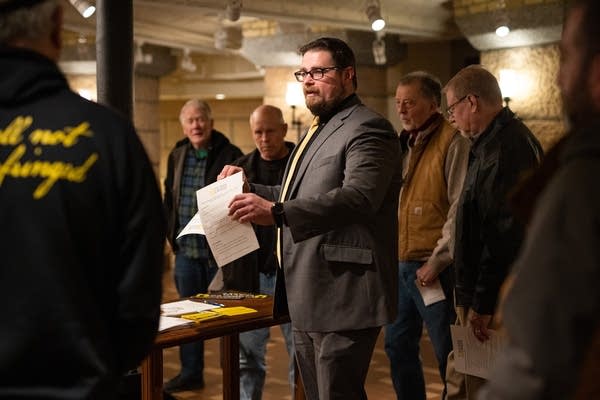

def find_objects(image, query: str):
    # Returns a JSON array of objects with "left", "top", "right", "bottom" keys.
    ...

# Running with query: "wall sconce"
[
  {"left": 225, "top": 0, "right": 242, "bottom": 22},
  {"left": 286, "top": 82, "right": 305, "bottom": 140},
  {"left": 499, "top": 69, "right": 515, "bottom": 108},
  {"left": 180, "top": 48, "right": 197, "bottom": 72},
  {"left": 498, "top": 68, "right": 533, "bottom": 109},
  {"left": 365, "top": 0, "right": 385, "bottom": 32},
  {"left": 69, "top": 0, "right": 96, "bottom": 18},
  {"left": 372, "top": 32, "right": 386, "bottom": 65}
]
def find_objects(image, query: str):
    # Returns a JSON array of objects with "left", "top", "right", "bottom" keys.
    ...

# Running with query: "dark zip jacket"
[
  {"left": 0, "top": 47, "right": 165, "bottom": 398},
  {"left": 454, "top": 107, "right": 543, "bottom": 314},
  {"left": 163, "top": 132, "right": 242, "bottom": 251}
]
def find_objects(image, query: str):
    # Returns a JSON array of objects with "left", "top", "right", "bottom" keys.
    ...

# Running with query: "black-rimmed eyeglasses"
[{"left": 294, "top": 67, "right": 340, "bottom": 82}]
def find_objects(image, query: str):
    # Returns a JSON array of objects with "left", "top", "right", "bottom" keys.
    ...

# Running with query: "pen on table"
[{"left": 202, "top": 300, "right": 224, "bottom": 307}]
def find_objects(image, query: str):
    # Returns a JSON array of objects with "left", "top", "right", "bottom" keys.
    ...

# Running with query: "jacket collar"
[{"left": 0, "top": 46, "right": 67, "bottom": 107}]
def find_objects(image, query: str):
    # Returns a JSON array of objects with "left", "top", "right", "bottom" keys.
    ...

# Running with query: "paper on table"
[
  {"left": 415, "top": 278, "right": 446, "bottom": 306},
  {"left": 158, "top": 316, "right": 194, "bottom": 332},
  {"left": 213, "top": 306, "right": 258, "bottom": 316},
  {"left": 176, "top": 212, "right": 205, "bottom": 238},
  {"left": 450, "top": 325, "right": 507, "bottom": 379},
  {"left": 196, "top": 171, "right": 259, "bottom": 267},
  {"left": 161, "top": 299, "right": 221, "bottom": 317}
]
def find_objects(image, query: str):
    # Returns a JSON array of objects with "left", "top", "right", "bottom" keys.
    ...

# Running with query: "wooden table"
[{"left": 140, "top": 296, "right": 294, "bottom": 400}]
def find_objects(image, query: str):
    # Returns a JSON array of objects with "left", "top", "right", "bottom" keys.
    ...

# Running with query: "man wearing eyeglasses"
[
  {"left": 443, "top": 65, "right": 542, "bottom": 399},
  {"left": 222, "top": 37, "right": 401, "bottom": 400},
  {"left": 384, "top": 71, "right": 470, "bottom": 400}
]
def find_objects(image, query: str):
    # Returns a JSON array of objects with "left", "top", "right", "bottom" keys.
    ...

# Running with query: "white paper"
[
  {"left": 415, "top": 278, "right": 446, "bottom": 306},
  {"left": 160, "top": 299, "right": 220, "bottom": 317},
  {"left": 158, "top": 316, "right": 194, "bottom": 332},
  {"left": 195, "top": 171, "right": 259, "bottom": 267},
  {"left": 450, "top": 325, "right": 507, "bottom": 379},
  {"left": 176, "top": 212, "right": 205, "bottom": 238}
]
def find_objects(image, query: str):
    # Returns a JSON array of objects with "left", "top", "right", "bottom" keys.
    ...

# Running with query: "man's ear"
[
  {"left": 345, "top": 67, "right": 355, "bottom": 83},
  {"left": 468, "top": 94, "right": 479, "bottom": 113}
]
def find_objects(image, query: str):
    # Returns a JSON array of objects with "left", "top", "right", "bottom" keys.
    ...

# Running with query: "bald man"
[{"left": 220, "top": 105, "right": 296, "bottom": 400}]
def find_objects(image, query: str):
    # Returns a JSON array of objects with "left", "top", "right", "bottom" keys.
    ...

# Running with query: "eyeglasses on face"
[
  {"left": 445, "top": 94, "right": 479, "bottom": 117},
  {"left": 294, "top": 67, "right": 340, "bottom": 82},
  {"left": 445, "top": 95, "right": 469, "bottom": 117}
]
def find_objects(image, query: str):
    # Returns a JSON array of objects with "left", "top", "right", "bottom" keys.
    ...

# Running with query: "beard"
[{"left": 305, "top": 89, "right": 346, "bottom": 117}]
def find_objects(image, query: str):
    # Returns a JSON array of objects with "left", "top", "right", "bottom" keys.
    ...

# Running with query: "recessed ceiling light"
[{"left": 495, "top": 25, "right": 510, "bottom": 37}]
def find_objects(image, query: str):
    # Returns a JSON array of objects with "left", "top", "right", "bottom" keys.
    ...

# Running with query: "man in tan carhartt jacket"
[{"left": 384, "top": 71, "right": 470, "bottom": 400}]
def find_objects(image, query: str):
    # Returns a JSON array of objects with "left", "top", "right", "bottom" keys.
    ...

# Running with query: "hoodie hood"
[{"left": 0, "top": 46, "right": 68, "bottom": 107}]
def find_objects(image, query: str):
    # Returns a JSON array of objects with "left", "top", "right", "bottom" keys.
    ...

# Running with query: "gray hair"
[
  {"left": 179, "top": 99, "right": 212, "bottom": 122},
  {"left": 443, "top": 65, "right": 503, "bottom": 106},
  {"left": 397, "top": 71, "right": 442, "bottom": 107},
  {"left": 0, "top": 0, "right": 59, "bottom": 44}
]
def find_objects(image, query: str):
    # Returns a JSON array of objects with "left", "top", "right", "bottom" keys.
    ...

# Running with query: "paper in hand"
[
  {"left": 195, "top": 172, "right": 259, "bottom": 267},
  {"left": 415, "top": 278, "right": 446, "bottom": 306}
]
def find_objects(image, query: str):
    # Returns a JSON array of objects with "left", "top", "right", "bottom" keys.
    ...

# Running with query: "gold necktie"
[{"left": 276, "top": 116, "right": 320, "bottom": 267}]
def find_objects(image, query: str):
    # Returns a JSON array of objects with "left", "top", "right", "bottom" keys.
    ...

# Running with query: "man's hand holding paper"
[
  {"left": 218, "top": 164, "right": 250, "bottom": 193},
  {"left": 177, "top": 171, "right": 259, "bottom": 267},
  {"left": 228, "top": 193, "right": 276, "bottom": 226}
]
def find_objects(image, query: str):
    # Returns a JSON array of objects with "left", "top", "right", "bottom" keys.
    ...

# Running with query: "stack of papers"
[
  {"left": 159, "top": 299, "right": 223, "bottom": 332},
  {"left": 157, "top": 301, "right": 260, "bottom": 332},
  {"left": 159, "top": 316, "right": 195, "bottom": 332},
  {"left": 161, "top": 299, "right": 221, "bottom": 316}
]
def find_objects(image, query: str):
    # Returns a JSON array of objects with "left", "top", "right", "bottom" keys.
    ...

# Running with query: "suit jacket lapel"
[{"left": 288, "top": 103, "right": 359, "bottom": 198}]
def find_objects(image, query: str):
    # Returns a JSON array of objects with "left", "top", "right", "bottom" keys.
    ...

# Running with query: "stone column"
[{"left": 133, "top": 44, "right": 177, "bottom": 176}]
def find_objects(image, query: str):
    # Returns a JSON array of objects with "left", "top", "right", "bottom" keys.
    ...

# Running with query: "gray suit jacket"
[{"left": 254, "top": 95, "right": 401, "bottom": 332}]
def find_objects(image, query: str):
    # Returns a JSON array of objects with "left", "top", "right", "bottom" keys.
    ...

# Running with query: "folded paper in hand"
[{"left": 176, "top": 171, "right": 259, "bottom": 267}]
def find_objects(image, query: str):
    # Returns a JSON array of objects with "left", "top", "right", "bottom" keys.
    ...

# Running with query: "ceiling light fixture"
[
  {"left": 365, "top": 0, "right": 385, "bottom": 32},
  {"left": 225, "top": 0, "right": 242, "bottom": 22},
  {"left": 69, "top": 0, "right": 96, "bottom": 19},
  {"left": 495, "top": 25, "right": 510, "bottom": 37},
  {"left": 180, "top": 48, "right": 197, "bottom": 72},
  {"left": 372, "top": 33, "right": 386, "bottom": 65}
]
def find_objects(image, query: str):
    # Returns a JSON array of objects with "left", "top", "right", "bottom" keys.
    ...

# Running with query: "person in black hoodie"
[
  {"left": 0, "top": 0, "right": 165, "bottom": 398},
  {"left": 163, "top": 99, "right": 242, "bottom": 393}
]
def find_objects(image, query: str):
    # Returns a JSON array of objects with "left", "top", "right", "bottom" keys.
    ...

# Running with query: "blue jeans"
[
  {"left": 384, "top": 261, "right": 455, "bottom": 400},
  {"left": 174, "top": 254, "right": 217, "bottom": 380},
  {"left": 239, "top": 272, "right": 294, "bottom": 400}
]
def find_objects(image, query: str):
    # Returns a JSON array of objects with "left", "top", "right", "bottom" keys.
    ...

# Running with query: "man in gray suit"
[{"left": 222, "top": 37, "right": 401, "bottom": 400}]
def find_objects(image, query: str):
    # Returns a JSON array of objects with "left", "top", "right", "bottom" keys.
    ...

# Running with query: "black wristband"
[{"left": 271, "top": 202, "right": 285, "bottom": 227}]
